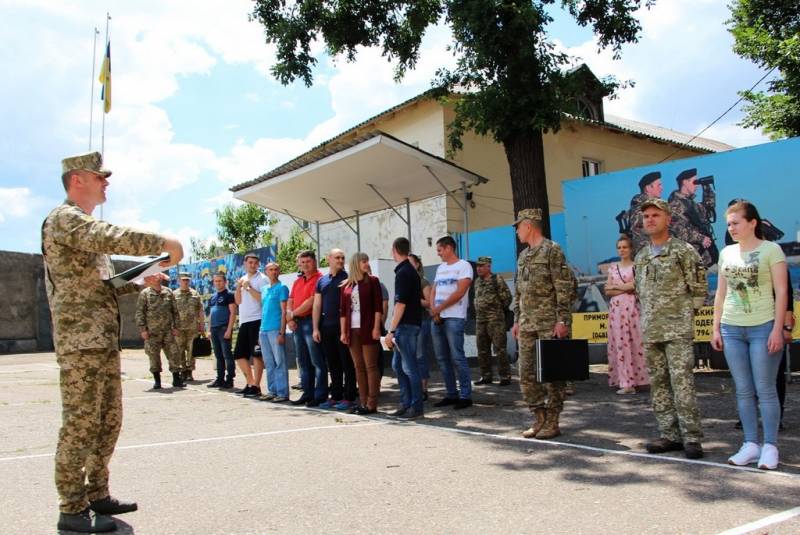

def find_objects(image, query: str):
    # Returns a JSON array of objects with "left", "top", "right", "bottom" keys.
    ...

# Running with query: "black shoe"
[
  {"left": 398, "top": 408, "right": 423, "bottom": 420},
  {"left": 734, "top": 420, "right": 743, "bottom": 430},
  {"left": 433, "top": 397, "right": 458, "bottom": 408},
  {"left": 184, "top": 371, "right": 194, "bottom": 382},
  {"left": 243, "top": 386, "right": 261, "bottom": 398},
  {"left": 57, "top": 508, "right": 117, "bottom": 533},
  {"left": 172, "top": 373, "right": 185, "bottom": 388},
  {"left": 89, "top": 496, "right": 138, "bottom": 515},
  {"left": 684, "top": 442, "right": 704, "bottom": 459},
  {"left": 474, "top": 377, "right": 493, "bottom": 385},
  {"left": 645, "top": 438, "right": 684, "bottom": 454},
  {"left": 290, "top": 383, "right": 303, "bottom": 390},
  {"left": 454, "top": 398, "right": 473, "bottom": 410},
  {"left": 152, "top": 373, "right": 161, "bottom": 390},
  {"left": 291, "top": 396, "right": 312, "bottom": 406},
  {"left": 422, "top": 391, "right": 428, "bottom": 401},
  {"left": 221, "top": 379, "right": 234, "bottom": 389},
  {"left": 389, "top": 406, "right": 408, "bottom": 417},
  {"left": 779, "top": 421, "right": 785, "bottom": 432},
  {"left": 235, "top": 385, "right": 252, "bottom": 395},
  {"left": 207, "top": 379, "right": 223, "bottom": 388},
  {"left": 354, "top": 406, "right": 376, "bottom": 415},
  {"left": 498, "top": 378, "right": 511, "bottom": 386},
  {"left": 305, "top": 398, "right": 323, "bottom": 407}
]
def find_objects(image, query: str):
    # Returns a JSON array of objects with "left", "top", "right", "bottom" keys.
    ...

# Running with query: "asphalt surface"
[{"left": 1, "top": 350, "right": 799, "bottom": 535}]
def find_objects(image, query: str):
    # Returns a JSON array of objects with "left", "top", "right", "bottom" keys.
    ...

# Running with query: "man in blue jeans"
[
  {"left": 206, "top": 272, "right": 237, "bottom": 388},
  {"left": 385, "top": 237, "right": 424, "bottom": 419},
  {"left": 429, "top": 236, "right": 474, "bottom": 409}
]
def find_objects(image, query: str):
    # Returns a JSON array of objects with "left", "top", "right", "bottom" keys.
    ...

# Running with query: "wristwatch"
[{"left": 783, "top": 325, "right": 793, "bottom": 332}]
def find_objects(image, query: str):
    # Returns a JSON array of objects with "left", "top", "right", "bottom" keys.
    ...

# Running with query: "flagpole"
[
  {"left": 89, "top": 27, "right": 99, "bottom": 150},
  {"left": 100, "top": 12, "right": 110, "bottom": 220}
]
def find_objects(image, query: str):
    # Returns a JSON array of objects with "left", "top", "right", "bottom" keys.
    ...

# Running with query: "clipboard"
[
  {"left": 104, "top": 254, "right": 170, "bottom": 289},
  {"left": 535, "top": 338, "right": 590, "bottom": 383}
]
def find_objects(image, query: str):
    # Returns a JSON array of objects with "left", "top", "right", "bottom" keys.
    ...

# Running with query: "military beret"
[
  {"left": 476, "top": 256, "right": 492, "bottom": 265},
  {"left": 513, "top": 208, "right": 542, "bottom": 226},
  {"left": 179, "top": 272, "right": 191, "bottom": 279},
  {"left": 61, "top": 151, "right": 112, "bottom": 177},
  {"left": 676, "top": 168, "right": 697, "bottom": 186},
  {"left": 638, "top": 171, "right": 661, "bottom": 190},
  {"left": 640, "top": 197, "right": 671, "bottom": 214}
]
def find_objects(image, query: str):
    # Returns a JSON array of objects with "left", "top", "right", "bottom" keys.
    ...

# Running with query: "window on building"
[{"left": 582, "top": 159, "right": 602, "bottom": 177}]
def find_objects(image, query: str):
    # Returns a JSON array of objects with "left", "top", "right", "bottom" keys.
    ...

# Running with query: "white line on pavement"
[{"left": 715, "top": 506, "right": 800, "bottom": 535}]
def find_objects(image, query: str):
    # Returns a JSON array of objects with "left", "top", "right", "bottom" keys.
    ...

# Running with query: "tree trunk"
[{"left": 503, "top": 129, "right": 550, "bottom": 248}]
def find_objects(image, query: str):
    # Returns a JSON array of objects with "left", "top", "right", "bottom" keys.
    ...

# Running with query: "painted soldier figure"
[
  {"left": 173, "top": 271, "right": 205, "bottom": 381},
  {"left": 627, "top": 171, "right": 663, "bottom": 256},
  {"left": 473, "top": 256, "right": 513, "bottom": 386},
  {"left": 668, "top": 168, "right": 717, "bottom": 267}
]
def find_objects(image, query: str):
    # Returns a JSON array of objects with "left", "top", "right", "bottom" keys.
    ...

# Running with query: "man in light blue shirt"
[{"left": 259, "top": 262, "right": 290, "bottom": 401}]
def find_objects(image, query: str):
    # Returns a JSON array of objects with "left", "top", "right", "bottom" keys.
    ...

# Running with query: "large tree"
[
  {"left": 728, "top": 0, "right": 800, "bottom": 139},
  {"left": 251, "top": 0, "right": 650, "bottom": 238},
  {"left": 215, "top": 203, "right": 275, "bottom": 254}
]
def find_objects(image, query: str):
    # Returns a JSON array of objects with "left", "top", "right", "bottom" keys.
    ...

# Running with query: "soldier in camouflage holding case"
[
  {"left": 511, "top": 209, "right": 575, "bottom": 440},
  {"left": 136, "top": 273, "right": 183, "bottom": 389},
  {"left": 173, "top": 271, "right": 205, "bottom": 381},
  {"left": 473, "top": 256, "right": 513, "bottom": 386},
  {"left": 43, "top": 151, "right": 181, "bottom": 533},
  {"left": 634, "top": 198, "right": 707, "bottom": 460}
]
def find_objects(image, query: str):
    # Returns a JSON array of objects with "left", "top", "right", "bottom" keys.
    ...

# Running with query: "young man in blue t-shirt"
[
  {"left": 207, "top": 272, "right": 237, "bottom": 388},
  {"left": 259, "top": 262, "right": 290, "bottom": 401}
]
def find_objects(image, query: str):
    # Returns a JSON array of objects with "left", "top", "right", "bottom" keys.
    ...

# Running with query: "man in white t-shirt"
[
  {"left": 429, "top": 236, "right": 474, "bottom": 409},
  {"left": 234, "top": 253, "right": 269, "bottom": 397}
]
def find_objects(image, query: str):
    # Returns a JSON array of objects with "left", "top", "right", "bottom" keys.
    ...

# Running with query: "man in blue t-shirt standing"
[
  {"left": 313, "top": 249, "right": 356, "bottom": 410},
  {"left": 207, "top": 272, "right": 237, "bottom": 388},
  {"left": 259, "top": 262, "right": 290, "bottom": 401}
]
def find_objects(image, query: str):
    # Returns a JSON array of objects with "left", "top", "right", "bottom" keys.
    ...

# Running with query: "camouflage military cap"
[
  {"left": 640, "top": 197, "right": 671, "bottom": 214},
  {"left": 61, "top": 151, "right": 112, "bottom": 177},
  {"left": 513, "top": 208, "right": 542, "bottom": 226},
  {"left": 179, "top": 272, "right": 191, "bottom": 279},
  {"left": 476, "top": 256, "right": 492, "bottom": 265}
]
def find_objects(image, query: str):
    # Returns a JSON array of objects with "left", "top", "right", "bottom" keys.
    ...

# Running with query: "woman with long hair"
[
  {"left": 712, "top": 200, "right": 787, "bottom": 470},
  {"left": 605, "top": 235, "right": 649, "bottom": 394},
  {"left": 340, "top": 252, "right": 384, "bottom": 415},
  {"left": 409, "top": 253, "right": 432, "bottom": 399}
]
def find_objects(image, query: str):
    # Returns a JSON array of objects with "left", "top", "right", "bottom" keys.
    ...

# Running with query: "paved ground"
[{"left": 1, "top": 350, "right": 799, "bottom": 535}]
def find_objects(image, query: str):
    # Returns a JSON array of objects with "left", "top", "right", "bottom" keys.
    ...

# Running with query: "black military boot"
[
  {"left": 90, "top": 495, "right": 138, "bottom": 515},
  {"left": 172, "top": 372, "right": 185, "bottom": 388},
  {"left": 152, "top": 373, "right": 161, "bottom": 390},
  {"left": 57, "top": 508, "right": 117, "bottom": 533}
]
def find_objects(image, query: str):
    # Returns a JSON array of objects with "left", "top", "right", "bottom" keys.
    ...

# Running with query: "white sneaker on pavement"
[
  {"left": 758, "top": 443, "right": 779, "bottom": 470},
  {"left": 727, "top": 442, "right": 761, "bottom": 466}
]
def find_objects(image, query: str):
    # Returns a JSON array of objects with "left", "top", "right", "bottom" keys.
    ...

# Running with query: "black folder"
[{"left": 535, "top": 338, "right": 590, "bottom": 383}]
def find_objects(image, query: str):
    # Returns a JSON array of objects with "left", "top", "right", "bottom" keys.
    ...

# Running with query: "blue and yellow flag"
[{"left": 98, "top": 42, "right": 111, "bottom": 113}]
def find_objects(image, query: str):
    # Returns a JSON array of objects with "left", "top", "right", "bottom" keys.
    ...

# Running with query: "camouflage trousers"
[
  {"left": 145, "top": 331, "right": 181, "bottom": 373},
  {"left": 518, "top": 330, "right": 566, "bottom": 413},
  {"left": 174, "top": 328, "right": 198, "bottom": 372},
  {"left": 55, "top": 349, "right": 122, "bottom": 513},
  {"left": 644, "top": 339, "right": 703, "bottom": 443},
  {"left": 476, "top": 320, "right": 510, "bottom": 380}
]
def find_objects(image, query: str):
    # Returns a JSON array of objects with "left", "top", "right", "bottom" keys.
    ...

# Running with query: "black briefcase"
[
  {"left": 535, "top": 338, "right": 590, "bottom": 383},
  {"left": 192, "top": 334, "right": 212, "bottom": 357}
]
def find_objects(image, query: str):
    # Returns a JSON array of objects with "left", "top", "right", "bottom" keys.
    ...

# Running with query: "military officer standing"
[
  {"left": 668, "top": 168, "right": 717, "bottom": 267},
  {"left": 627, "top": 171, "right": 663, "bottom": 255},
  {"left": 634, "top": 198, "right": 707, "bottom": 459},
  {"left": 173, "top": 272, "right": 205, "bottom": 381},
  {"left": 136, "top": 273, "right": 184, "bottom": 389},
  {"left": 473, "top": 256, "right": 513, "bottom": 386},
  {"left": 511, "top": 209, "right": 575, "bottom": 440},
  {"left": 43, "top": 151, "right": 182, "bottom": 533}
]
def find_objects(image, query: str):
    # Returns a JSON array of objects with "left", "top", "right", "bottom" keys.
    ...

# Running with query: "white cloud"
[{"left": 0, "top": 187, "right": 42, "bottom": 223}]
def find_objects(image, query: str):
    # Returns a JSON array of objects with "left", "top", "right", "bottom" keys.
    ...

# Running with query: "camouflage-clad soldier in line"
[
  {"left": 473, "top": 256, "right": 513, "bottom": 385},
  {"left": 512, "top": 209, "right": 575, "bottom": 440},
  {"left": 173, "top": 272, "right": 205, "bottom": 381},
  {"left": 668, "top": 168, "right": 717, "bottom": 268},
  {"left": 634, "top": 198, "right": 707, "bottom": 460},
  {"left": 43, "top": 151, "right": 181, "bottom": 533},
  {"left": 136, "top": 273, "right": 183, "bottom": 389},
  {"left": 627, "top": 171, "right": 663, "bottom": 256}
]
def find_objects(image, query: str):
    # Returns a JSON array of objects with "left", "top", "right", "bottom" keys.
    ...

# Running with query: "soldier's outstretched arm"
[{"left": 51, "top": 208, "right": 166, "bottom": 258}]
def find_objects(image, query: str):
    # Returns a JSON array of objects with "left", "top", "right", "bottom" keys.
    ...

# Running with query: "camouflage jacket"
[
  {"left": 474, "top": 274, "right": 512, "bottom": 323},
  {"left": 634, "top": 238, "right": 707, "bottom": 343},
  {"left": 628, "top": 192, "right": 650, "bottom": 256},
  {"left": 173, "top": 287, "right": 203, "bottom": 329},
  {"left": 42, "top": 200, "right": 165, "bottom": 354},
  {"left": 513, "top": 239, "right": 575, "bottom": 332},
  {"left": 136, "top": 286, "right": 178, "bottom": 333},
  {"left": 667, "top": 189, "right": 715, "bottom": 249}
]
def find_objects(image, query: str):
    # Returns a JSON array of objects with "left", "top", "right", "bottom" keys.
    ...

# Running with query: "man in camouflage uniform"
[
  {"left": 473, "top": 256, "right": 513, "bottom": 386},
  {"left": 42, "top": 151, "right": 181, "bottom": 533},
  {"left": 136, "top": 273, "right": 183, "bottom": 389},
  {"left": 668, "top": 168, "right": 717, "bottom": 268},
  {"left": 512, "top": 209, "right": 575, "bottom": 440},
  {"left": 634, "top": 198, "right": 707, "bottom": 459},
  {"left": 173, "top": 271, "right": 205, "bottom": 381},
  {"left": 627, "top": 171, "right": 663, "bottom": 256}
]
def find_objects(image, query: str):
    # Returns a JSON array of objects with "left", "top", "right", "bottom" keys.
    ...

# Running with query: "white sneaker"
[
  {"left": 727, "top": 442, "right": 761, "bottom": 466},
  {"left": 758, "top": 444, "right": 779, "bottom": 470}
]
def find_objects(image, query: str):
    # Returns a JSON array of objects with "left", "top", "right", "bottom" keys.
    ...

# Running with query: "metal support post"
[
  {"left": 315, "top": 221, "right": 321, "bottom": 261},
  {"left": 405, "top": 197, "right": 411, "bottom": 242},
  {"left": 462, "top": 182, "right": 469, "bottom": 260},
  {"left": 284, "top": 209, "right": 318, "bottom": 245},
  {"left": 355, "top": 211, "right": 361, "bottom": 252}
]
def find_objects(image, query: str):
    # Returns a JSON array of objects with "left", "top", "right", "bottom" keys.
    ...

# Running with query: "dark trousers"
[
  {"left": 321, "top": 325, "right": 357, "bottom": 401},
  {"left": 778, "top": 348, "right": 787, "bottom": 420},
  {"left": 210, "top": 325, "right": 235, "bottom": 380}
]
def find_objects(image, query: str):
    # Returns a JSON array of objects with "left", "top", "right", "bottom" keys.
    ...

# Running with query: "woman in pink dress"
[{"left": 605, "top": 235, "right": 649, "bottom": 394}]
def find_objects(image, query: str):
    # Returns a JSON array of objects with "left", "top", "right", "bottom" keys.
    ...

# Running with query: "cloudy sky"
[{"left": 0, "top": 0, "right": 773, "bottom": 256}]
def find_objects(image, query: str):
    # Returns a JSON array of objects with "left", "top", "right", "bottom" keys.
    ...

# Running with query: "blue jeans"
[
  {"left": 431, "top": 317, "right": 472, "bottom": 399},
  {"left": 210, "top": 325, "right": 235, "bottom": 381},
  {"left": 416, "top": 319, "right": 432, "bottom": 380},
  {"left": 392, "top": 324, "right": 423, "bottom": 411},
  {"left": 721, "top": 321, "right": 783, "bottom": 445},
  {"left": 259, "top": 330, "right": 289, "bottom": 398},
  {"left": 294, "top": 317, "right": 328, "bottom": 401}
]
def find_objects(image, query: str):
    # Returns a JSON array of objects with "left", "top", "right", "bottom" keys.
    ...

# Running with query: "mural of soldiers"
[
  {"left": 512, "top": 208, "right": 575, "bottom": 440},
  {"left": 173, "top": 271, "right": 205, "bottom": 381},
  {"left": 668, "top": 168, "right": 717, "bottom": 267},
  {"left": 136, "top": 273, "right": 183, "bottom": 389},
  {"left": 627, "top": 171, "right": 663, "bottom": 255},
  {"left": 473, "top": 256, "right": 513, "bottom": 386},
  {"left": 634, "top": 198, "right": 707, "bottom": 459}
]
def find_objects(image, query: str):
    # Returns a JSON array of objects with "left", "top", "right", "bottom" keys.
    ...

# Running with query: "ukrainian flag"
[{"left": 99, "top": 42, "right": 111, "bottom": 113}]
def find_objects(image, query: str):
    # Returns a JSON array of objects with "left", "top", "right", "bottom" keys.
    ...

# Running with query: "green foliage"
[
  {"left": 728, "top": 0, "right": 800, "bottom": 138},
  {"left": 276, "top": 227, "right": 316, "bottom": 274},
  {"left": 215, "top": 203, "right": 275, "bottom": 254},
  {"left": 189, "top": 236, "right": 226, "bottom": 262}
]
